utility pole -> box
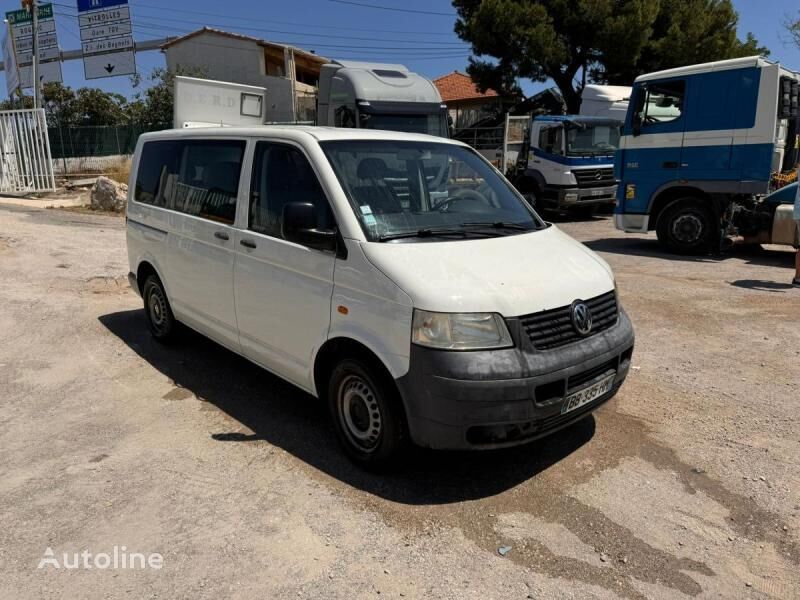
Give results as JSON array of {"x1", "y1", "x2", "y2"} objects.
[{"x1": 30, "y1": 0, "x2": 41, "y2": 109}]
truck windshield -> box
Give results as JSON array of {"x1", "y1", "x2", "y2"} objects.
[
  {"x1": 360, "y1": 113, "x2": 449, "y2": 138},
  {"x1": 321, "y1": 140, "x2": 543, "y2": 242},
  {"x1": 565, "y1": 123, "x2": 620, "y2": 156}
]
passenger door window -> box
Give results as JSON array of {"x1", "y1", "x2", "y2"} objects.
[
  {"x1": 248, "y1": 142, "x2": 334, "y2": 240},
  {"x1": 134, "y1": 139, "x2": 245, "y2": 225}
]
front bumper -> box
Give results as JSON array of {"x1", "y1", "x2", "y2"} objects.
[
  {"x1": 542, "y1": 185, "x2": 618, "y2": 209},
  {"x1": 395, "y1": 310, "x2": 635, "y2": 450}
]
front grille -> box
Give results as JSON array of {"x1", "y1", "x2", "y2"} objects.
[
  {"x1": 574, "y1": 168, "x2": 615, "y2": 188},
  {"x1": 519, "y1": 291, "x2": 618, "y2": 350}
]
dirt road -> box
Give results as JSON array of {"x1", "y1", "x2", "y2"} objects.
[{"x1": 1, "y1": 204, "x2": 798, "y2": 599}]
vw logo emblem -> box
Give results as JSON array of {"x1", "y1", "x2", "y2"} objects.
[
  {"x1": 571, "y1": 301, "x2": 593, "y2": 336},
  {"x1": 594, "y1": 170, "x2": 603, "y2": 181}
]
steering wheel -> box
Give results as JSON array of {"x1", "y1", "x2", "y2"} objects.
[
  {"x1": 435, "y1": 189, "x2": 488, "y2": 213},
  {"x1": 643, "y1": 115, "x2": 659, "y2": 125}
]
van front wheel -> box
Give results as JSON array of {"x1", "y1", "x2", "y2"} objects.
[
  {"x1": 328, "y1": 358, "x2": 407, "y2": 469},
  {"x1": 142, "y1": 274, "x2": 178, "y2": 343}
]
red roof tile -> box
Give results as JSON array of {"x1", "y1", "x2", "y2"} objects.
[{"x1": 433, "y1": 71, "x2": 499, "y2": 102}]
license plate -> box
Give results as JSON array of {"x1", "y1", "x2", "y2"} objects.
[
  {"x1": 561, "y1": 374, "x2": 615, "y2": 414},
  {"x1": 591, "y1": 189, "x2": 605, "y2": 197}
]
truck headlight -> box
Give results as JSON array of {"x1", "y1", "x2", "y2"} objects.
[
  {"x1": 412, "y1": 310, "x2": 513, "y2": 351},
  {"x1": 563, "y1": 192, "x2": 579, "y2": 203}
]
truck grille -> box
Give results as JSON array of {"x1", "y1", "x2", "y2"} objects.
[
  {"x1": 519, "y1": 291, "x2": 619, "y2": 350},
  {"x1": 573, "y1": 168, "x2": 615, "y2": 188}
]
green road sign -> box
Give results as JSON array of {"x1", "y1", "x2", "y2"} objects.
[{"x1": 5, "y1": 4, "x2": 54, "y2": 26}]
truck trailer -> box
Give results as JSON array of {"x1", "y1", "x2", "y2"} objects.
[
  {"x1": 173, "y1": 60, "x2": 448, "y2": 138},
  {"x1": 614, "y1": 56, "x2": 800, "y2": 253}
]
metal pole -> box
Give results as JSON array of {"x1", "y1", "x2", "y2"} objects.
[{"x1": 31, "y1": 0, "x2": 41, "y2": 109}]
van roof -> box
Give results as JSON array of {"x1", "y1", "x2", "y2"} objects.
[{"x1": 138, "y1": 126, "x2": 464, "y2": 146}]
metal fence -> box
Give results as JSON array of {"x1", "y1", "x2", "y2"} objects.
[
  {"x1": 0, "y1": 109, "x2": 57, "y2": 193},
  {"x1": 47, "y1": 123, "x2": 168, "y2": 176}
]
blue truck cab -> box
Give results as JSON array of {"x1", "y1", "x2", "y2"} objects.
[
  {"x1": 511, "y1": 115, "x2": 621, "y2": 216},
  {"x1": 614, "y1": 56, "x2": 800, "y2": 253}
]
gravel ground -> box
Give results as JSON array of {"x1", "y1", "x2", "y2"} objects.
[{"x1": 0, "y1": 204, "x2": 798, "y2": 600}]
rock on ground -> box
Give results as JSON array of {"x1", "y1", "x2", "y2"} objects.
[{"x1": 90, "y1": 176, "x2": 127, "y2": 212}]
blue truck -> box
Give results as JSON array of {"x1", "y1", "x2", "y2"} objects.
[{"x1": 614, "y1": 56, "x2": 800, "y2": 253}]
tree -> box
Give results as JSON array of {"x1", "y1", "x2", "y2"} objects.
[
  {"x1": 131, "y1": 66, "x2": 207, "y2": 128},
  {"x1": 788, "y1": 13, "x2": 800, "y2": 50},
  {"x1": 453, "y1": 0, "x2": 768, "y2": 113}
]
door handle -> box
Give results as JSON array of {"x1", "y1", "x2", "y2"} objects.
[
  {"x1": 214, "y1": 231, "x2": 229, "y2": 241},
  {"x1": 240, "y1": 239, "x2": 257, "y2": 249},
  {"x1": 662, "y1": 161, "x2": 679, "y2": 169}
]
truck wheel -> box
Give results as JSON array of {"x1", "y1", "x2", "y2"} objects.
[
  {"x1": 142, "y1": 274, "x2": 178, "y2": 343},
  {"x1": 656, "y1": 198, "x2": 719, "y2": 255},
  {"x1": 328, "y1": 357, "x2": 407, "y2": 469}
]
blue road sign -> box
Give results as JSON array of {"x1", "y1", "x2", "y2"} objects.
[{"x1": 77, "y1": 0, "x2": 128, "y2": 13}]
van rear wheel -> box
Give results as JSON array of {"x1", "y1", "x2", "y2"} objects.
[
  {"x1": 656, "y1": 198, "x2": 719, "y2": 255},
  {"x1": 328, "y1": 358, "x2": 407, "y2": 469},
  {"x1": 142, "y1": 274, "x2": 178, "y2": 343}
]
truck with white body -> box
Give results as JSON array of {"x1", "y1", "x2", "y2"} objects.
[
  {"x1": 507, "y1": 115, "x2": 622, "y2": 216},
  {"x1": 614, "y1": 56, "x2": 800, "y2": 253},
  {"x1": 173, "y1": 60, "x2": 448, "y2": 138}
]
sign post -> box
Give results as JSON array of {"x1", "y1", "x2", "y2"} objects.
[{"x1": 77, "y1": 0, "x2": 136, "y2": 80}]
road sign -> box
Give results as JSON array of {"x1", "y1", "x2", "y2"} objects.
[
  {"x1": 79, "y1": 20, "x2": 131, "y2": 42},
  {"x1": 19, "y1": 60, "x2": 63, "y2": 88},
  {"x1": 3, "y1": 23, "x2": 20, "y2": 95},
  {"x1": 77, "y1": 0, "x2": 135, "y2": 79},
  {"x1": 9, "y1": 19, "x2": 56, "y2": 38},
  {"x1": 78, "y1": 6, "x2": 130, "y2": 28},
  {"x1": 77, "y1": 0, "x2": 129, "y2": 11},
  {"x1": 15, "y1": 32, "x2": 58, "y2": 54},
  {"x1": 83, "y1": 49, "x2": 135, "y2": 79},
  {"x1": 82, "y1": 34, "x2": 132, "y2": 55},
  {"x1": 5, "y1": 4, "x2": 54, "y2": 25},
  {"x1": 5, "y1": 3, "x2": 60, "y2": 87}
]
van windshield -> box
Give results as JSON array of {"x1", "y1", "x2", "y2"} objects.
[{"x1": 321, "y1": 140, "x2": 544, "y2": 242}]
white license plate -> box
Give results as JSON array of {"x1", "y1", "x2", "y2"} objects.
[
  {"x1": 561, "y1": 374, "x2": 616, "y2": 414},
  {"x1": 591, "y1": 189, "x2": 605, "y2": 196}
]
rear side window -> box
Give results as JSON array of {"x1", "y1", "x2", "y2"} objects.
[{"x1": 134, "y1": 139, "x2": 246, "y2": 224}]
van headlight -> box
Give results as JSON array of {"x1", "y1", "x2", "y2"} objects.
[{"x1": 411, "y1": 310, "x2": 513, "y2": 350}]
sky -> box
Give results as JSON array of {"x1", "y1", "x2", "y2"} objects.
[{"x1": 1, "y1": 0, "x2": 799, "y2": 100}]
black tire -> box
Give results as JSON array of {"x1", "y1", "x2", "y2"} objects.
[
  {"x1": 327, "y1": 357, "x2": 407, "y2": 469},
  {"x1": 656, "y1": 198, "x2": 719, "y2": 255},
  {"x1": 142, "y1": 274, "x2": 178, "y2": 343},
  {"x1": 514, "y1": 179, "x2": 539, "y2": 209}
]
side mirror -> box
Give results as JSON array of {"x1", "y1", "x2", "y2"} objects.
[{"x1": 282, "y1": 202, "x2": 337, "y2": 252}]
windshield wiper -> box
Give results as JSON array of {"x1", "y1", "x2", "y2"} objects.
[
  {"x1": 460, "y1": 221, "x2": 532, "y2": 231},
  {"x1": 378, "y1": 228, "x2": 470, "y2": 242}
]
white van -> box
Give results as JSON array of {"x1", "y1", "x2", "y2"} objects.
[{"x1": 126, "y1": 126, "x2": 634, "y2": 467}]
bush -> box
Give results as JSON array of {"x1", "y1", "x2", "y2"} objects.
[{"x1": 106, "y1": 158, "x2": 131, "y2": 185}]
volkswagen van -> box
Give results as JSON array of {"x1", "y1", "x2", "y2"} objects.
[{"x1": 126, "y1": 127, "x2": 634, "y2": 467}]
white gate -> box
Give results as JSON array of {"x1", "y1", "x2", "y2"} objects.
[{"x1": 0, "y1": 109, "x2": 56, "y2": 194}]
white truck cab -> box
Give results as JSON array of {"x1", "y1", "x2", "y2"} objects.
[
  {"x1": 509, "y1": 115, "x2": 622, "y2": 217},
  {"x1": 126, "y1": 126, "x2": 634, "y2": 467}
]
